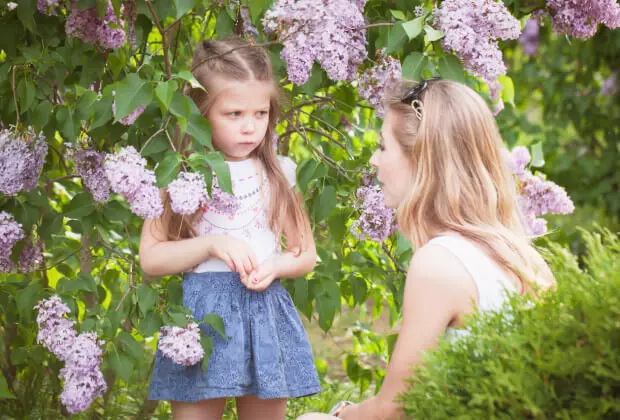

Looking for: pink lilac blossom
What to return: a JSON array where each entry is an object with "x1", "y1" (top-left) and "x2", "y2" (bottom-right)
[
  {"x1": 263, "y1": 0, "x2": 368, "y2": 85},
  {"x1": 545, "y1": 0, "x2": 620, "y2": 39},
  {"x1": 104, "y1": 146, "x2": 163, "y2": 219},
  {"x1": 67, "y1": 145, "x2": 111, "y2": 203},
  {"x1": 358, "y1": 54, "x2": 402, "y2": 118},
  {"x1": 158, "y1": 323, "x2": 204, "y2": 366},
  {"x1": 520, "y1": 18, "x2": 540, "y2": 56},
  {"x1": 66, "y1": 0, "x2": 126, "y2": 49},
  {"x1": 434, "y1": 0, "x2": 521, "y2": 102},
  {"x1": 167, "y1": 172, "x2": 208, "y2": 215},
  {"x1": 112, "y1": 102, "x2": 146, "y2": 126},
  {"x1": 351, "y1": 184, "x2": 397, "y2": 242},
  {"x1": 0, "y1": 211, "x2": 24, "y2": 273},
  {"x1": 0, "y1": 127, "x2": 48, "y2": 195},
  {"x1": 35, "y1": 297, "x2": 106, "y2": 413},
  {"x1": 19, "y1": 239, "x2": 45, "y2": 273}
]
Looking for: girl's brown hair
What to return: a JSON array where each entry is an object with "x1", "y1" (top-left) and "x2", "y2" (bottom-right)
[
  {"x1": 385, "y1": 79, "x2": 552, "y2": 295},
  {"x1": 159, "y1": 39, "x2": 310, "y2": 250}
]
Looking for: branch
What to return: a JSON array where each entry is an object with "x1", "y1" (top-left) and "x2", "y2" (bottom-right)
[
  {"x1": 145, "y1": 0, "x2": 172, "y2": 79},
  {"x1": 11, "y1": 66, "x2": 20, "y2": 126},
  {"x1": 382, "y1": 243, "x2": 407, "y2": 275},
  {"x1": 295, "y1": 126, "x2": 352, "y2": 157},
  {"x1": 115, "y1": 262, "x2": 134, "y2": 312},
  {"x1": 359, "y1": 22, "x2": 395, "y2": 30}
]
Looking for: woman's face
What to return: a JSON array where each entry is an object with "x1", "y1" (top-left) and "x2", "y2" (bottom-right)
[{"x1": 370, "y1": 110, "x2": 414, "y2": 209}]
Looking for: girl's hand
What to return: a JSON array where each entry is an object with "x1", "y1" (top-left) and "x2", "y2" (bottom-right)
[
  {"x1": 207, "y1": 235, "x2": 257, "y2": 284},
  {"x1": 337, "y1": 403, "x2": 361, "y2": 419},
  {"x1": 247, "y1": 255, "x2": 278, "y2": 292}
]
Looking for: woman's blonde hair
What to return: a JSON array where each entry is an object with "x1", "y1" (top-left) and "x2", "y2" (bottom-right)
[
  {"x1": 385, "y1": 79, "x2": 543, "y2": 295},
  {"x1": 160, "y1": 38, "x2": 310, "y2": 249}
]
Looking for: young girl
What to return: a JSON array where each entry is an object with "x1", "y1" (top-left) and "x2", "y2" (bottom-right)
[
  {"x1": 139, "y1": 39, "x2": 321, "y2": 420},
  {"x1": 299, "y1": 78, "x2": 555, "y2": 420}
]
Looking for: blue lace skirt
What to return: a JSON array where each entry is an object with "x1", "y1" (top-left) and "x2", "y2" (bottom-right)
[{"x1": 148, "y1": 271, "x2": 321, "y2": 402}]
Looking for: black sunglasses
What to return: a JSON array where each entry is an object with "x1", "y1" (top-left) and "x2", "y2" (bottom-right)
[{"x1": 400, "y1": 77, "x2": 441, "y2": 104}]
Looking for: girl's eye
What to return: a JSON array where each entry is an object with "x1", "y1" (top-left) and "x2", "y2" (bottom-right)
[
  {"x1": 228, "y1": 111, "x2": 242, "y2": 117},
  {"x1": 256, "y1": 110, "x2": 269, "y2": 118}
]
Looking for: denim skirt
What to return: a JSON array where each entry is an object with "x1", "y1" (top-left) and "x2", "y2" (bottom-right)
[{"x1": 148, "y1": 271, "x2": 321, "y2": 402}]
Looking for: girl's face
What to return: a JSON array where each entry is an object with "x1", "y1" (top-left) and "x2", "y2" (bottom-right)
[
  {"x1": 370, "y1": 110, "x2": 414, "y2": 209},
  {"x1": 206, "y1": 79, "x2": 272, "y2": 161}
]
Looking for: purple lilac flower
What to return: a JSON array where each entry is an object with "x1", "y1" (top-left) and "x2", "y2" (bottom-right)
[
  {"x1": 358, "y1": 54, "x2": 402, "y2": 118},
  {"x1": 112, "y1": 102, "x2": 146, "y2": 126},
  {"x1": 520, "y1": 18, "x2": 540, "y2": 56},
  {"x1": 19, "y1": 239, "x2": 45, "y2": 273},
  {"x1": 434, "y1": 0, "x2": 521, "y2": 102},
  {"x1": 67, "y1": 145, "x2": 111, "y2": 203},
  {"x1": 104, "y1": 146, "x2": 163, "y2": 219},
  {"x1": 158, "y1": 323, "x2": 204, "y2": 366},
  {"x1": 414, "y1": 5, "x2": 426, "y2": 17},
  {"x1": 240, "y1": 6, "x2": 259, "y2": 37},
  {"x1": 502, "y1": 146, "x2": 531, "y2": 179},
  {"x1": 602, "y1": 72, "x2": 617, "y2": 96},
  {"x1": 351, "y1": 184, "x2": 397, "y2": 242},
  {"x1": 0, "y1": 211, "x2": 24, "y2": 273},
  {"x1": 545, "y1": 0, "x2": 620, "y2": 39},
  {"x1": 37, "y1": 0, "x2": 62, "y2": 15},
  {"x1": 0, "y1": 127, "x2": 48, "y2": 195},
  {"x1": 263, "y1": 0, "x2": 367, "y2": 85},
  {"x1": 66, "y1": 0, "x2": 126, "y2": 49},
  {"x1": 34, "y1": 296, "x2": 77, "y2": 361},
  {"x1": 167, "y1": 172, "x2": 208, "y2": 215},
  {"x1": 207, "y1": 178, "x2": 239, "y2": 216}
]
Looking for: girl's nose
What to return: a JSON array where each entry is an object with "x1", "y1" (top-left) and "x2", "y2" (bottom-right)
[{"x1": 242, "y1": 118, "x2": 255, "y2": 133}]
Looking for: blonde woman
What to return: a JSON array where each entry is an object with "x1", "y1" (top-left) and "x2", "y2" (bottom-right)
[{"x1": 299, "y1": 78, "x2": 555, "y2": 420}]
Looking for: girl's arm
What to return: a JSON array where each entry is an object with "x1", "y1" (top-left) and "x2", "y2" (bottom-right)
[
  {"x1": 139, "y1": 217, "x2": 257, "y2": 278},
  {"x1": 340, "y1": 244, "x2": 475, "y2": 420}
]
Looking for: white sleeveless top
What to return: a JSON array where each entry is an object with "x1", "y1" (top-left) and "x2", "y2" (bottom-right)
[
  {"x1": 426, "y1": 235, "x2": 518, "y2": 342},
  {"x1": 193, "y1": 156, "x2": 296, "y2": 273}
]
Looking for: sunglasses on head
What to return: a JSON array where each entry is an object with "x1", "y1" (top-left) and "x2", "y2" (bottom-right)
[{"x1": 400, "y1": 77, "x2": 441, "y2": 105}]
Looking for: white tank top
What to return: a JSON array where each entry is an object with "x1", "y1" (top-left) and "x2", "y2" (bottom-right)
[{"x1": 426, "y1": 235, "x2": 518, "y2": 342}]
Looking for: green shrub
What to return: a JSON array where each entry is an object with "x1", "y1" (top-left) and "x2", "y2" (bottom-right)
[{"x1": 399, "y1": 229, "x2": 620, "y2": 419}]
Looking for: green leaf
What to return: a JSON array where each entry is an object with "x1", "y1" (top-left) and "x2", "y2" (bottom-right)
[
  {"x1": 438, "y1": 54, "x2": 465, "y2": 83},
  {"x1": 204, "y1": 152, "x2": 232, "y2": 194},
  {"x1": 141, "y1": 133, "x2": 170, "y2": 157},
  {"x1": 424, "y1": 25, "x2": 444, "y2": 42},
  {"x1": 0, "y1": 373, "x2": 15, "y2": 399},
  {"x1": 76, "y1": 90, "x2": 99, "y2": 120},
  {"x1": 402, "y1": 52, "x2": 428, "y2": 81},
  {"x1": 390, "y1": 10, "x2": 406, "y2": 20},
  {"x1": 200, "y1": 334, "x2": 213, "y2": 373},
  {"x1": 315, "y1": 185, "x2": 337, "y2": 222},
  {"x1": 402, "y1": 17, "x2": 425, "y2": 40},
  {"x1": 29, "y1": 101, "x2": 53, "y2": 132},
  {"x1": 108, "y1": 347, "x2": 133, "y2": 382},
  {"x1": 174, "y1": 70, "x2": 204, "y2": 90},
  {"x1": 498, "y1": 75, "x2": 515, "y2": 106},
  {"x1": 186, "y1": 113, "x2": 212, "y2": 149},
  {"x1": 39, "y1": 211, "x2": 63, "y2": 241},
  {"x1": 90, "y1": 97, "x2": 113, "y2": 130},
  {"x1": 114, "y1": 73, "x2": 153, "y2": 122},
  {"x1": 297, "y1": 159, "x2": 319, "y2": 193},
  {"x1": 118, "y1": 331, "x2": 143, "y2": 360},
  {"x1": 17, "y1": 79, "x2": 36, "y2": 114},
  {"x1": 168, "y1": 91, "x2": 192, "y2": 120},
  {"x1": 56, "y1": 273, "x2": 98, "y2": 293},
  {"x1": 173, "y1": 0, "x2": 200, "y2": 18},
  {"x1": 215, "y1": 9, "x2": 234, "y2": 38},
  {"x1": 316, "y1": 292, "x2": 336, "y2": 331},
  {"x1": 155, "y1": 79, "x2": 178, "y2": 110},
  {"x1": 201, "y1": 313, "x2": 228, "y2": 339},
  {"x1": 56, "y1": 107, "x2": 80, "y2": 141},
  {"x1": 64, "y1": 192, "x2": 95, "y2": 218},
  {"x1": 531, "y1": 142, "x2": 545, "y2": 167},
  {"x1": 103, "y1": 200, "x2": 132, "y2": 223},
  {"x1": 249, "y1": 0, "x2": 270, "y2": 23},
  {"x1": 387, "y1": 23, "x2": 408, "y2": 54},
  {"x1": 349, "y1": 276, "x2": 368, "y2": 305},
  {"x1": 139, "y1": 311, "x2": 162, "y2": 337},
  {"x1": 136, "y1": 284, "x2": 159, "y2": 316},
  {"x1": 155, "y1": 151, "x2": 182, "y2": 187}
]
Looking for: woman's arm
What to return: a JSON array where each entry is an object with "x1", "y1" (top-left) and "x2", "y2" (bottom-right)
[{"x1": 341, "y1": 244, "x2": 476, "y2": 420}]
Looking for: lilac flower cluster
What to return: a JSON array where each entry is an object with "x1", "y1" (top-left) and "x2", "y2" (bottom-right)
[
  {"x1": 0, "y1": 127, "x2": 48, "y2": 195},
  {"x1": 158, "y1": 323, "x2": 204, "y2": 366},
  {"x1": 240, "y1": 6, "x2": 259, "y2": 38},
  {"x1": 434, "y1": 0, "x2": 521, "y2": 102},
  {"x1": 351, "y1": 184, "x2": 397, "y2": 242},
  {"x1": 519, "y1": 18, "x2": 540, "y2": 56},
  {"x1": 263, "y1": 0, "x2": 368, "y2": 85},
  {"x1": 503, "y1": 146, "x2": 575, "y2": 236},
  {"x1": 37, "y1": 0, "x2": 63, "y2": 15},
  {"x1": 0, "y1": 211, "x2": 24, "y2": 273},
  {"x1": 35, "y1": 296, "x2": 106, "y2": 414},
  {"x1": 112, "y1": 102, "x2": 146, "y2": 126},
  {"x1": 545, "y1": 0, "x2": 620, "y2": 39},
  {"x1": 358, "y1": 54, "x2": 402, "y2": 118},
  {"x1": 19, "y1": 238, "x2": 45, "y2": 273},
  {"x1": 66, "y1": 0, "x2": 126, "y2": 49},
  {"x1": 104, "y1": 146, "x2": 163, "y2": 219},
  {"x1": 167, "y1": 171, "x2": 209, "y2": 215},
  {"x1": 67, "y1": 145, "x2": 111, "y2": 203}
]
